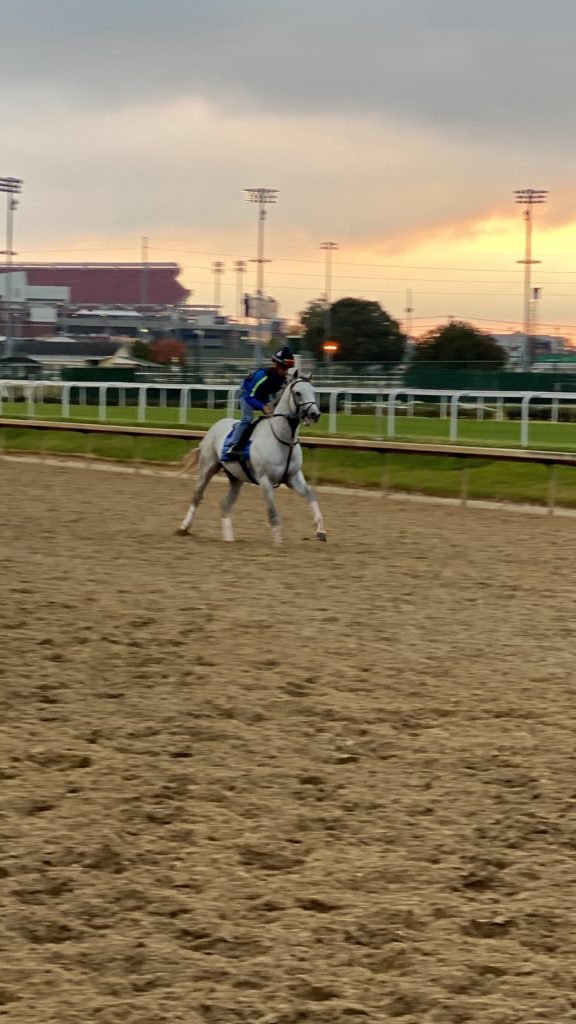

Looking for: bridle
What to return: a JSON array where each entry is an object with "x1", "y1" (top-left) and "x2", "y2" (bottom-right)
[{"x1": 268, "y1": 378, "x2": 317, "y2": 448}]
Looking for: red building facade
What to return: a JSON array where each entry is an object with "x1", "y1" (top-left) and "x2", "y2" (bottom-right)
[{"x1": 1, "y1": 263, "x2": 190, "y2": 307}]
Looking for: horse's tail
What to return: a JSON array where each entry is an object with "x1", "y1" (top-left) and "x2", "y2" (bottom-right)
[{"x1": 178, "y1": 445, "x2": 201, "y2": 477}]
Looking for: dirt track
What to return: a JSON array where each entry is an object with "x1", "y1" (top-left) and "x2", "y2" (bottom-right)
[{"x1": 1, "y1": 460, "x2": 576, "y2": 1024}]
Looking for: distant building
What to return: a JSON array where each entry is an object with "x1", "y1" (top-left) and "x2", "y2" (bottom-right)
[
  {"x1": 493, "y1": 331, "x2": 571, "y2": 366},
  {"x1": 0, "y1": 263, "x2": 189, "y2": 306},
  {"x1": 0, "y1": 263, "x2": 255, "y2": 360},
  {"x1": 0, "y1": 337, "x2": 140, "y2": 378},
  {"x1": 0, "y1": 263, "x2": 189, "y2": 343}
]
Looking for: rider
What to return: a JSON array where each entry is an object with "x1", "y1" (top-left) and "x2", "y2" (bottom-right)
[{"x1": 226, "y1": 345, "x2": 295, "y2": 460}]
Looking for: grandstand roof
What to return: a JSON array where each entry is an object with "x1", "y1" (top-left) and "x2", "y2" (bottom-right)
[{"x1": 0, "y1": 263, "x2": 190, "y2": 306}]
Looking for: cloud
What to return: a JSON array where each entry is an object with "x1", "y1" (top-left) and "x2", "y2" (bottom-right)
[
  {"x1": 2, "y1": 0, "x2": 576, "y2": 330},
  {"x1": 5, "y1": 92, "x2": 570, "y2": 255},
  {"x1": 2, "y1": 0, "x2": 576, "y2": 144}
]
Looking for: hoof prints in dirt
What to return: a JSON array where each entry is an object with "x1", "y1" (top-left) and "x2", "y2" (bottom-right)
[{"x1": 1, "y1": 463, "x2": 576, "y2": 1023}]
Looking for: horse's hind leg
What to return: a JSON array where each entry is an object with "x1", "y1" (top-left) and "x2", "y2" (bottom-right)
[
  {"x1": 177, "y1": 455, "x2": 219, "y2": 535},
  {"x1": 220, "y1": 478, "x2": 243, "y2": 542},
  {"x1": 287, "y1": 469, "x2": 327, "y2": 541}
]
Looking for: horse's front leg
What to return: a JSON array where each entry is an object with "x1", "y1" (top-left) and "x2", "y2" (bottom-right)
[
  {"x1": 287, "y1": 469, "x2": 327, "y2": 542},
  {"x1": 259, "y1": 474, "x2": 282, "y2": 546}
]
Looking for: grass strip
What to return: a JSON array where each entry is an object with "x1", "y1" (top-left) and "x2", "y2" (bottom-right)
[{"x1": 2, "y1": 426, "x2": 576, "y2": 508}]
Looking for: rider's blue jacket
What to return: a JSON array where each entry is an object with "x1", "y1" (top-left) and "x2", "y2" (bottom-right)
[{"x1": 241, "y1": 368, "x2": 285, "y2": 411}]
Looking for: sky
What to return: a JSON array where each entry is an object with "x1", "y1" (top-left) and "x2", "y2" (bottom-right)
[{"x1": 3, "y1": 0, "x2": 576, "y2": 337}]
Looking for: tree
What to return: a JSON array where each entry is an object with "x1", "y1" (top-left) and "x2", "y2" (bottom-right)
[
  {"x1": 132, "y1": 339, "x2": 152, "y2": 362},
  {"x1": 412, "y1": 320, "x2": 507, "y2": 369},
  {"x1": 149, "y1": 339, "x2": 187, "y2": 365},
  {"x1": 301, "y1": 297, "x2": 405, "y2": 366}
]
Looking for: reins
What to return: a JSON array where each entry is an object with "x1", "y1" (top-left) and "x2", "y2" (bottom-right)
[{"x1": 265, "y1": 379, "x2": 316, "y2": 484}]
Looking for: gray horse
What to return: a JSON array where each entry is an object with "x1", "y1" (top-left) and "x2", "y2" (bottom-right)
[{"x1": 177, "y1": 374, "x2": 327, "y2": 545}]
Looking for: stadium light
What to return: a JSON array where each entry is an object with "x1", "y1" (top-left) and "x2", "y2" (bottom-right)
[
  {"x1": 234, "y1": 259, "x2": 247, "y2": 318},
  {"x1": 322, "y1": 339, "x2": 339, "y2": 367},
  {"x1": 212, "y1": 261, "x2": 225, "y2": 308},
  {"x1": 515, "y1": 188, "x2": 548, "y2": 371},
  {"x1": 0, "y1": 176, "x2": 23, "y2": 359},
  {"x1": 243, "y1": 188, "x2": 278, "y2": 365},
  {"x1": 320, "y1": 241, "x2": 338, "y2": 346}
]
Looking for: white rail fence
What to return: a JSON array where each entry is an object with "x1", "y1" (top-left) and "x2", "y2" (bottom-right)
[{"x1": 2, "y1": 379, "x2": 576, "y2": 448}]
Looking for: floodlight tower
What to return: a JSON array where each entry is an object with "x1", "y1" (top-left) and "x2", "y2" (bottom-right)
[
  {"x1": 243, "y1": 188, "x2": 278, "y2": 364},
  {"x1": 234, "y1": 259, "x2": 247, "y2": 317},
  {"x1": 515, "y1": 188, "x2": 547, "y2": 371},
  {"x1": 0, "y1": 176, "x2": 23, "y2": 358},
  {"x1": 212, "y1": 261, "x2": 225, "y2": 308},
  {"x1": 320, "y1": 241, "x2": 338, "y2": 344}
]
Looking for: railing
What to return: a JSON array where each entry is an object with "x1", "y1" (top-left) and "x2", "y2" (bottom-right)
[
  {"x1": 2, "y1": 379, "x2": 576, "y2": 448},
  {"x1": 2, "y1": 418, "x2": 575, "y2": 513}
]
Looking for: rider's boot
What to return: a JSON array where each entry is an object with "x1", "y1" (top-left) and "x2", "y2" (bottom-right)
[{"x1": 227, "y1": 423, "x2": 251, "y2": 461}]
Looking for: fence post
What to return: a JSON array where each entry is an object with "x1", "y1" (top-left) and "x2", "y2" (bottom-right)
[
  {"x1": 227, "y1": 386, "x2": 238, "y2": 419},
  {"x1": 440, "y1": 395, "x2": 448, "y2": 419},
  {"x1": 551, "y1": 396, "x2": 559, "y2": 423},
  {"x1": 387, "y1": 389, "x2": 402, "y2": 438},
  {"x1": 547, "y1": 463, "x2": 557, "y2": 515},
  {"x1": 477, "y1": 395, "x2": 484, "y2": 421},
  {"x1": 138, "y1": 386, "x2": 148, "y2": 423},
  {"x1": 520, "y1": 393, "x2": 537, "y2": 448},
  {"x1": 450, "y1": 392, "x2": 466, "y2": 442},
  {"x1": 380, "y1": 451, "x2": 391, "y2": 496},
  {"x1": 496, "y1": 396, "x2": 505, "y2": 421},
  {"x1": 460, "y1": 460, "x2": 469, "y2": 507},
  {"x1": 179, "y1": 387, "x2": 190, "y2": 425},
  {"x1": 328, "y1": 391, "x2": 340, "y2": 434},
  {"x1": 344, "y1": 391, "x2": 352, "y2": 416},
  {"x1": 27, "y1": 383, "x2": 36, "y2": 418},
  {"x1": 62, "y1": 384, "x2": 71, "y2": 419},
  {"x1": 84, "y1": 427, "x2": 92, "y2": 463},
  {"x1": 375, "y1": 392, "x2": 384, "y2": 437},
  {"x1": 99, "y1": 385, "x2": 108, "y2": 421}
]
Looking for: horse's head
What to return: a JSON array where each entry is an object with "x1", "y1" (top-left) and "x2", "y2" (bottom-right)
[{"x1": 283, "y1": 371, "x2": 320, "y2": 425}]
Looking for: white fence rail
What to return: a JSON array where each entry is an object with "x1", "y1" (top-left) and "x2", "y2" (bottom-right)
[{"x1": 2, "y1": 379, "x2": 576, "y2": 448}]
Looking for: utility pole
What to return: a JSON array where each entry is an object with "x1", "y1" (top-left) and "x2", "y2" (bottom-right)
[
  {"x1": 0, "y1": 176, "x2": 23, "y2": 359},
  {"x1": 531, "y1": 286, "x2": 542, "y2": 351},
  {"x1": 243, "y1": 188, "x2": 278, "y2": 365},
  {"x1": 234, "y1": 259, "x2": 247, "y2": 317},
  {"x1": 212, "y1": 261, "x2": 225, "y2": 308},
  {"x1": 140, "y1": 236, "x2": 149, "y2": 308},
  {"x1": 404, "y1": 288, "x2": 414, "y2": 339},
  {"x1": 320, "y1": 241, "x2": 338, "y2": 344},
  {"x1": 515, "y1": 189, "x2": 547, "y2": 371}
]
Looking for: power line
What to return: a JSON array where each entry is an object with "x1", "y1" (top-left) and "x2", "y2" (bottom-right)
[{"x1": 14, "y1": 244, "x2": 576, "y2": 276}]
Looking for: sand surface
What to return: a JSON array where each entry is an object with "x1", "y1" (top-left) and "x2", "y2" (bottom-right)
[{"x1": 1, "y1": 460, "x2": 576, "y2": 1023}]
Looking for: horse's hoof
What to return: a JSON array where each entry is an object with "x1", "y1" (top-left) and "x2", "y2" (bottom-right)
[
  {"x1": 175, "y1": 527, "x2": 189, "y2": 536},
  {"x1": 317, "y1": 532, "x2": 328, "y2": 542}
]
